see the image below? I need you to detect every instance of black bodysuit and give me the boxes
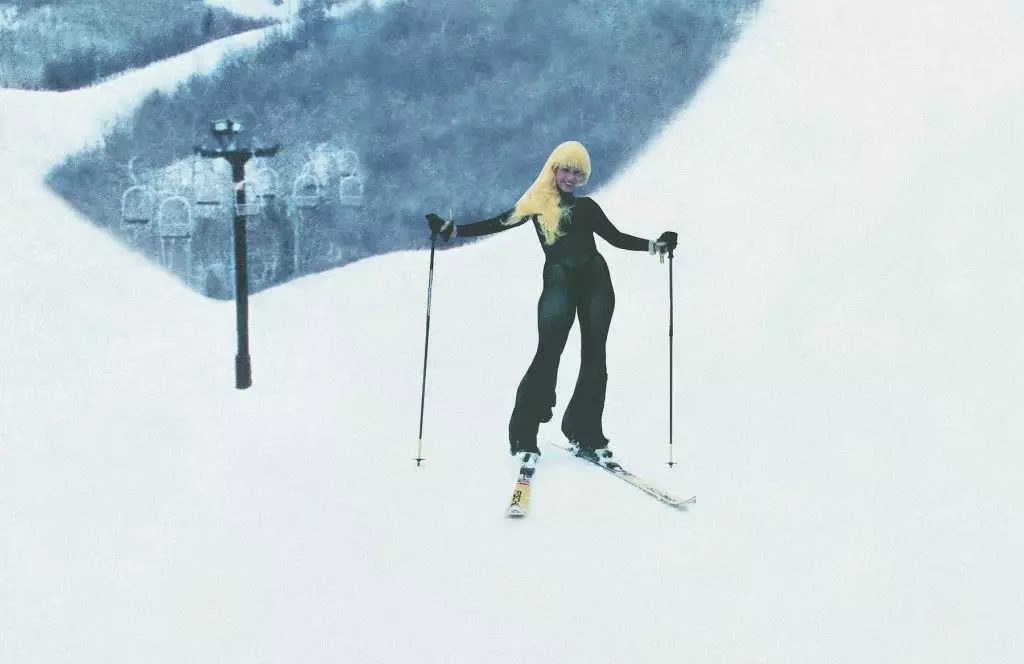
[456,192,649,449]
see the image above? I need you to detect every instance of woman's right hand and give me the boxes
[425,213,454,241]
[656,231,678,252]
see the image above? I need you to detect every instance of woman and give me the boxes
[426,141,677,458]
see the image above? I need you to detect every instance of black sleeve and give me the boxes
[455,208,530,238]
[587,199,650,251]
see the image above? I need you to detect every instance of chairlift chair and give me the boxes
[157,196,194,239]
[292,173,322,208]
[193,157,224,218]
[248,165,281,204]
[338,176,365,207]
[121,185,156,225]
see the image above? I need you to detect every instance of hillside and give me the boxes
[46,0,761,299]
[0,0,275,90]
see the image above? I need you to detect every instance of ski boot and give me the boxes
[561,417,607,451]
[562,419,615,467]
[575,441,618,469]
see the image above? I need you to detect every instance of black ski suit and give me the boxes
[455,191,650,450]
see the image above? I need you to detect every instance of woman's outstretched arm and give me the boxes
[587,199,651,251]
[454,208,529,238]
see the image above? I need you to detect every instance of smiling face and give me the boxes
[553,165,586,194]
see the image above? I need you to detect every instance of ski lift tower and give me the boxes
[195,118,281,390]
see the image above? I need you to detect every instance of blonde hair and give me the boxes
[503,141,592,245]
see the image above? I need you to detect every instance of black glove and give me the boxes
[655,231,677,253]
[425,213,454,241]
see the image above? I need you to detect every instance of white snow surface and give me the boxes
[205,0,295,20]
[203,0,391,20]
[2,0,1023,662]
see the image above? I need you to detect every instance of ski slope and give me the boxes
[2,1,1023,662]
[205,0,296,20]
[203,0,392,20]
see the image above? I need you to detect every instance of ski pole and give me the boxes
[665,246,676,468]
[416,230,438,466]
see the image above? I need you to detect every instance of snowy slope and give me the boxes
[203,0,391,20]
[205,0,295,20]
[2,1,1023,663]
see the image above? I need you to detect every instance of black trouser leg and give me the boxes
[509,261,576,446]
[561,255,614,446]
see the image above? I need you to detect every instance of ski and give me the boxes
[505,451,539,517]
[547,439,696,509]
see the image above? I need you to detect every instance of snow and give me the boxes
[203,0,393,21]
[205,0,296,20]
[2,0,1023,662]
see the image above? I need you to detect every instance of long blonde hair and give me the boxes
[503,141,592,245]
